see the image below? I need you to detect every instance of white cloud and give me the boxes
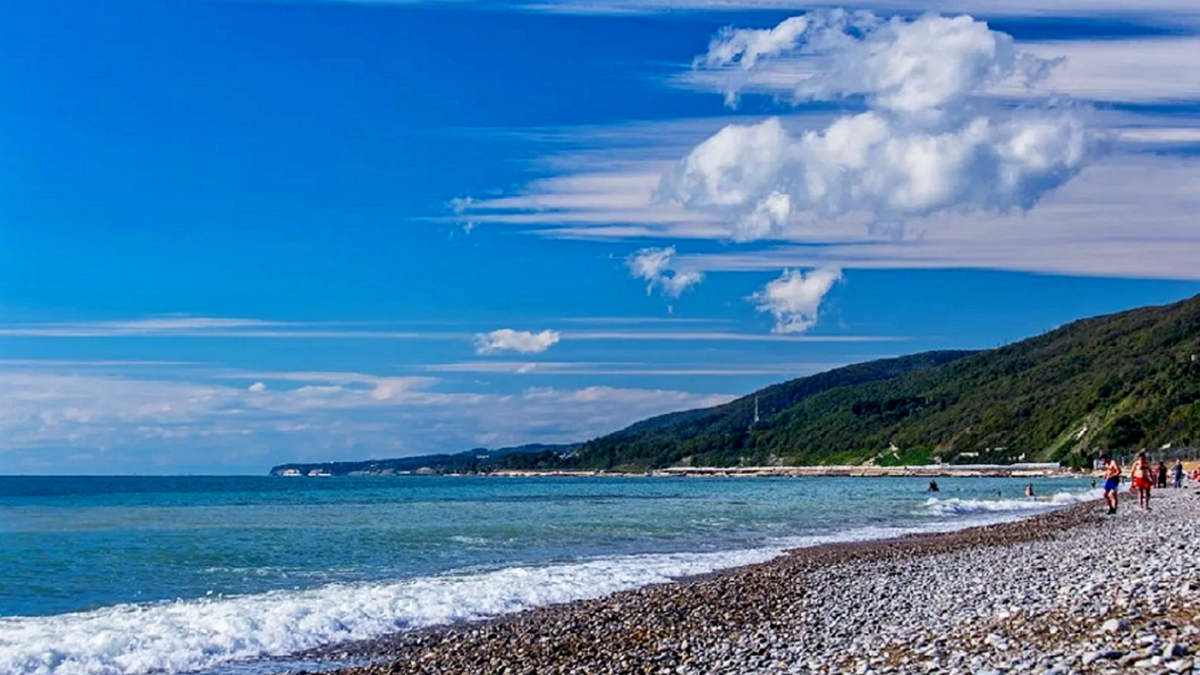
[474,329,562,354]
[435,19,1200,286]
[248,382,267,393]
[563,329,898,342]
[660,12,1098,241]
[626,246,705,297]
[0,366,735,473]
[0,316,287,337]
[700,15,827,87]
[750,267,843,333]
[422,360,842,376]
[524,0,1200,23]
[699,10,1058,109]
[0,317,470,341]
[676,37,1200,108]
[557,316,730,325]
[447,195,479,233]
[677,155,1200,280]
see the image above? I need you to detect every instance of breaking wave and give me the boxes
[920,489,1102,517]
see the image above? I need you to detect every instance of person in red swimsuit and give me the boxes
[1130,452,1153,511]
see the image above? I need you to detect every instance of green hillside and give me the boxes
[572,350,975,469]
[569,295,1200,470]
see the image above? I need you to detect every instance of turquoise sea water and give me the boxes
[0,474,1095,675]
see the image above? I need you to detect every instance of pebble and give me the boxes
[1104,618,1132,633]
[297,490,1200,675]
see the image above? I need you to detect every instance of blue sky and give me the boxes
[2,0,1199,474]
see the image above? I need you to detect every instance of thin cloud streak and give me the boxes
[523,0,1200,23]
[0,320,903,343]
[0,327,460,339]
[0,359,202,368]
[0,367,736,473]
[557,317,732,324]
[564,330,906,342]
[421,360,845,375]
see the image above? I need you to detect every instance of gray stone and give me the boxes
[1103,619,1132,634]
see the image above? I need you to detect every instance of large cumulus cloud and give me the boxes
[659,10,1099,241]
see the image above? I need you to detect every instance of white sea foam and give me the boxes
[0,548,783,675]
[920,489,1102,517]
[1,489,1097,675]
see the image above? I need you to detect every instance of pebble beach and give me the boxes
[309,487,1200,675]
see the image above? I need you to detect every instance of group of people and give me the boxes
[1101,453,1186,514]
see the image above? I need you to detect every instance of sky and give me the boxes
[2,0,1199,474]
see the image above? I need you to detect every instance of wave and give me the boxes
[920,489,1102,517]
[0,548,786,675]
[2,489,1097,675]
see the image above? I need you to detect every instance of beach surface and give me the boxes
[309,489,1200,675]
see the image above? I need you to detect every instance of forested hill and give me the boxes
[566,294,1200,470]
[269,443,573,476]
[571,350,976,469]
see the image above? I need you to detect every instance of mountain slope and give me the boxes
[573,350,976,469]
[571,295,1200,469]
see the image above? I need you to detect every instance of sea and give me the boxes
[0,474,1098,675]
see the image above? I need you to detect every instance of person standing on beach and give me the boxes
[1102,455,1121,515]
[1156,461,1169,489]
[1173,460,1185,488]
[1130,453,1153,511]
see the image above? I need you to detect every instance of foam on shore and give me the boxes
[920,488,1101,517]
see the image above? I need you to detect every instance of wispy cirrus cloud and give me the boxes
[0,316,902,344]
[421,360,843,376]
[0,316,289,337]
[205,0,1200,22]
[522,0,1200,23]
[563,330,902,342]
[0,364,735,474]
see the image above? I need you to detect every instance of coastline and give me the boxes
[299,489,1200,675]
[489,463,1077,479]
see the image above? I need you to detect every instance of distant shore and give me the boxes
[305,489,1200,675]
[489,463,1078,479]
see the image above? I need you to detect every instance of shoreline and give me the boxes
[490,464,1079,479]
[274,464,1088,479]
[294,490,1200,675]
